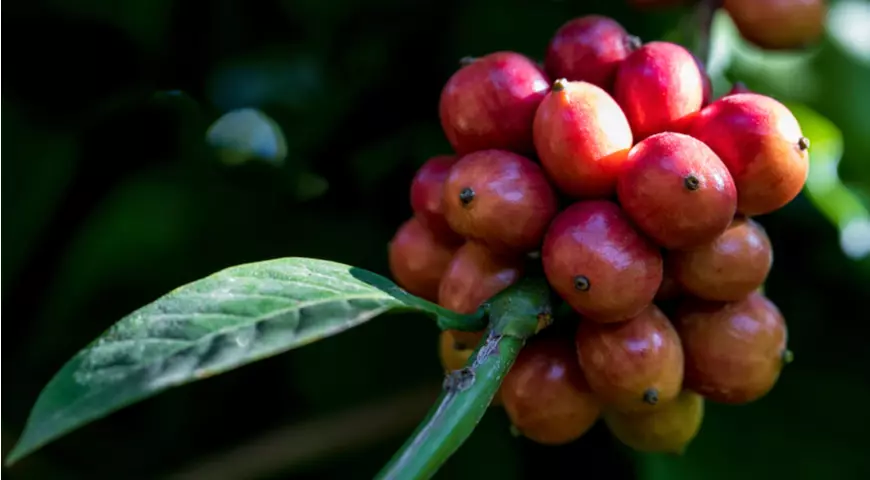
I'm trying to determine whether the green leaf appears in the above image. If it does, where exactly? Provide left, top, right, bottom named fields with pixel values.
left=5, top=258, right=484, bottom=466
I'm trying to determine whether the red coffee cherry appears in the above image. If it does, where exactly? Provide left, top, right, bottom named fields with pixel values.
left=614, top=41, right=705, bottom=139
left=676, top=291, right=790, bottom=404
left=438, top=241, right=524, bottom=315
left=670, top=216, right=773, bottom=301
left=544, top=15, right=640, bottom=90
left=617, top=132, right=737, bottom=250
left=388, top=217, right=458, bottom=302
left=533, top=79, right=634, bottom=198
left=439, top=52, right=550, bottom=155
left=724, top=0, right=826, bottom=50
left=575, top=304, right=684, bottom=413
left=410, top=155, right=462, bottom=243
left=502, top=336, right=601, bottom=445
left=689, top=93, right=809, bottom=216
left=542, top=200, right=663, bottom=323
left=442, top=150, right=558, bottom=254
left=604, top=390, right=704, bottom=454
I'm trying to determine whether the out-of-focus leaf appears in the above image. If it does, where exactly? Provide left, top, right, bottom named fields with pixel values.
left=787, top=102, right=870, bottom=259
left=6, top=258, right=483, bottom=465
left=206, top=108, right=288, bottom=166
left=45, top=0, right=175, bottom=53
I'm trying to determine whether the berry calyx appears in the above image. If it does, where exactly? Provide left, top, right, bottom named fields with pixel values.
left=543, top=200, right=663, bottom=323
left=724, top=0, right=827, bottom=50
left=410, top=155, right=462, bottom=243
left=604, top=390, right=704, bottom=454
left=533, top=80, right=634, bottom=198
left=439, top=51, right=550, bottom=155
left=617, top=132, right=737, bottom=250
left=614, top=41, right=705, bottom=139
left=388, top=217, right=458, bottom=302
left=502, top=336, right=601, bottom=445
left=544, top=15, right=639, bottom=90
left=689, top=93, right=809, bottom=216
left=442, top=150, right=558, bottom=254
left=575, top=304, right=685, bottom=413
left=670, top=216, right=773, bottom=301
left=676, top=291, right=789, bottom=404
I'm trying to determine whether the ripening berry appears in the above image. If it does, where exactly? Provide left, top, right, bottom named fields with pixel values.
left=543, top=200, right=663, bottom=323
left=670, top=216, right=773, bottom=301
left=388, top=217, right=457, bottom=302
left=575, top=304, right=684, bottom=413
left=614, top=41, right=705, bottom=139
left=533, top=79, right=634, bottom=198
left=604, top=390, right=704, bottom=454
left=439, top=52, right=550, bottom=155
left=724, top=0, right=826, bottom=50
left=689, top=93, right=809, bottom=216
left=502, top=336, right=601, bottom=445
left=410, top=155, right=462, bottom=243
left=439, top=330, right=474, bottom=372
left=442, top=150, right=558, bottom=254
left=617, top=132, right=737, bottom=250
left=438, top=241, right=524, bottom=316
left=676, top=292, right=789, bottom=404
left=544, top=15, right=640, bottom=90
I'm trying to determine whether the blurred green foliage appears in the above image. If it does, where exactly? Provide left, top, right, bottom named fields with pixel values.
left=2, top=0, right=869, bottom=479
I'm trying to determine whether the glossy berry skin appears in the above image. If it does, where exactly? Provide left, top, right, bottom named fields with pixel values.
left=533, top=80, right=634, bottom=198
left=689, top=93, right=809, bottom=216
left=439, top=52, right=550, bottom=155
left=604, top=390, right=704, bottom=454
left=502, top=336, right=601, bottom=445
left=543, top=200, right=663, bottom=323
left=410, top=155, right=462, bottom=243
left=690, top=53, right=713, bottom=107
left=614, top=41, right=705, bottom=139
left=617, top=132, right=737, bottom=250
left=442, top=150, right=558, bottom=254
left=670, top=217, right=773, bottom=301
left=544, top=15, right=639, bottom=91
left=676, top=291, right=788, bottom=404
left=724, top=0, right=826, bottom=50
left=388, top=217, right=457, bottom=302
left=575, top=304, right=684, bottom=413
left=438, top=241, right=524, bottom=315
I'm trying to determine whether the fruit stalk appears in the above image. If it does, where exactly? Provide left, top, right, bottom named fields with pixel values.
left=376, top=279, right=552, bottom=480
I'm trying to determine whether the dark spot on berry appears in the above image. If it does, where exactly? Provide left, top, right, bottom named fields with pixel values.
left=573, top=275, right=590, bottom=291
left=552, top=78, right=569, bottom=92
left=625, top=35, right=643, bottom=51
left=684, top=174, right=701, bottom=191
left=459, top=187, right=475, bottom=206
left=782, top=349, right=794, bottom=365
left=798, top=137, right=810, bottom=151
left=643, top=388, right=659, bottom=405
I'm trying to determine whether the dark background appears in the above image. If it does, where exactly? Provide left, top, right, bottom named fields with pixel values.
left=3, top=0, right=870, bottom=479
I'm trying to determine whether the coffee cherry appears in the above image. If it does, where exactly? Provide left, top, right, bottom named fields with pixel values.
left=544, top=16, right=640, bottom=90
left=439, top=241, right=524, bottom=315
left=575, top=304, right=684, bottom=413
left=439, top=330, right=474, bottom=372
left=543, top=200, right=663, bottom=322
left=533, top=79, right=634, bottom=198
left=727, top=81, right=751, bottom=95
left=439, top=52, right=550, bottom=155
left=502, top=336, right=601, bottom=445
left=388, top=217, right=457, bottom=302
left=604, top=390, right=704, bottom=454
left=724, top=0, right=826, bottom=50
left=676, top=292, right=789, bottom=404
left=617, top=132, right=737, bottom=250
left=410, top=155, right=462, bottom=243
left=670, top=217, right=773, bottom=301
left=689, top=93, right=809, bottom=216
left=655, top=257, right=682, bottom=302
left=614, top=41, right=705, bottom=139
left=442, top=150, right=558, bottom=254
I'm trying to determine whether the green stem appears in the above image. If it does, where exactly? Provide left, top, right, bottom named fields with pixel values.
left=431, top=304, right=487, bottom=332
left=376, top=333, right=523, bottom=480
left=376, top=279, right=552, bottom=480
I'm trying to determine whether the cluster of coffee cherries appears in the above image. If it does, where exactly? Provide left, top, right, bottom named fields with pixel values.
left=389, top=13, right=808, bottom=454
